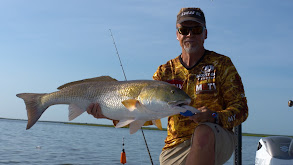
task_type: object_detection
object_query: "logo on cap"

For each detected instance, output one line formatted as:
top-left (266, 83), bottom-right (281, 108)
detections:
top-left (181, 11), bottom-right (201, 17)
top-left (176, 8), bottom-right (206, 26)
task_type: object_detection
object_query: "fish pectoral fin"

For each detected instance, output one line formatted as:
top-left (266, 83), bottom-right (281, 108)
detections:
top-left (122, 99), bottom-right (141, 111)
top-left (129, 120), bottom-right (146, 134)
top-left (152, 119), bottom-right (163, 130)
top-left (115, 119), bottom-right (135, 128)
top-left (68, 104), bottom-right (85, 121)
top-left (57, 76), bottom-right (117, 90)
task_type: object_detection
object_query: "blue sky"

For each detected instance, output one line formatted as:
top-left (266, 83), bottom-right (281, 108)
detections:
top-left (1, 0), bottom-right (292, 136)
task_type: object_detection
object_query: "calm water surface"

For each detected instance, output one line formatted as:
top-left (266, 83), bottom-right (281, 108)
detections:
top-left (0, 119), bottom-right (259, 165)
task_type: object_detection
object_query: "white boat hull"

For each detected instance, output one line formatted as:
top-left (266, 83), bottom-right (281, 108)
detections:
top-left (255, 136), bottom-right (293, 165)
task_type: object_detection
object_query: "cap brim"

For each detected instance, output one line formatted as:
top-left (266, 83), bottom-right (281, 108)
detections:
top-left (177, 17), bottom-right (205, 25)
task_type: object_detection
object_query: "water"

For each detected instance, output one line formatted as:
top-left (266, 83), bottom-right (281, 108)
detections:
top-left (0, 119), bottom-right (259, 165)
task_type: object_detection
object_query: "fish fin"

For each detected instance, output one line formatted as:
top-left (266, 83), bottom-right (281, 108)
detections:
top-left (122, 99), bottom-right (140, 111)
top-left (115, 119), bottom-right (135, 128)
top-left (16, 93), bottom-right (47, 130)
top-left (68, 104), bottom-right (85, 121)
top-left (143, 121), bottom-right (153, 126)
top-left (57, 76), bottom-right (117, 90)
top-left (152, 119), bottom-right (163, 130)
top-left (129, 120), bottom-right (145, 134)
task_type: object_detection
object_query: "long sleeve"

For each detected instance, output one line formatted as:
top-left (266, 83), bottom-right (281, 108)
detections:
top-left (217, 57), bottom-right (248, 129)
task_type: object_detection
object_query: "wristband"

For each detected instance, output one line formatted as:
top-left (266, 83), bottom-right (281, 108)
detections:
top-left (212, 112), bottom-right (219, 124)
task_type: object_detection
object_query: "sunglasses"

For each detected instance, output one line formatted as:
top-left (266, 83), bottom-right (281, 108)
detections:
top-left (177, 26), bottom-right (205, 35)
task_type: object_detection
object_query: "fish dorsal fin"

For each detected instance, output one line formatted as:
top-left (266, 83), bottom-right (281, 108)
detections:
top-left (57, 76), bottom-right (117, 90)
top-left (152, 119), bottom-right (163, 130)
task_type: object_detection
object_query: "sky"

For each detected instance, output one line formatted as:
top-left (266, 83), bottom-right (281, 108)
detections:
top-left (0, 0), bottom-right (292, 136)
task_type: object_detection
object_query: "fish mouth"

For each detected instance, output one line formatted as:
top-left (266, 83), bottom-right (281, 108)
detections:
top-left (168, 100), bottom-right (190, 107)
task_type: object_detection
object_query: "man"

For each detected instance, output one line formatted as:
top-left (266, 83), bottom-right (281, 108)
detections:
top-left (87, 7), bottom-right (248, 165)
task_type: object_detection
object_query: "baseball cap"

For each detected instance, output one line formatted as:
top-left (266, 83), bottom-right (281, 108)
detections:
top-left (176, 8), bottom-right (206, 26)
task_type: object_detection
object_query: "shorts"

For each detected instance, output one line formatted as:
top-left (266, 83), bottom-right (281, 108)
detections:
top-left (159, 122), bottom-right (236, 165)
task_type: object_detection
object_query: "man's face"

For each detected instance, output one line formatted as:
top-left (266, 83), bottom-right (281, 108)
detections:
top-left (176, 21), bottom-right (207, 54)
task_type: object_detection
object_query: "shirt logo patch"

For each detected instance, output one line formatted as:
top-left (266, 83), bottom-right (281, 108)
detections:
top-left (166, 79), bottom-right (184, 89)
top-left (196, 65), bottom-right (216, 94)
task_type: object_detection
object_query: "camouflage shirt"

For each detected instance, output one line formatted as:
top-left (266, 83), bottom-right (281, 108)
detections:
top-left (153, 50), bottom-right (248, 150)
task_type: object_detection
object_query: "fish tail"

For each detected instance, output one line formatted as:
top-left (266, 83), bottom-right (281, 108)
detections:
top-left (16, 93), bottom-right (47, 130)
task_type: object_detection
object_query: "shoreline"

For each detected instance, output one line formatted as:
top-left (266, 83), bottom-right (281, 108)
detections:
top-left (1, 117), bottom-right (292, 138)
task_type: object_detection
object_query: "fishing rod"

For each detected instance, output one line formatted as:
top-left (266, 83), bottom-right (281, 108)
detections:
top-left (109, 29), bottom-right (127, 81)
top-left (109, 29), bottom-right (154, 165)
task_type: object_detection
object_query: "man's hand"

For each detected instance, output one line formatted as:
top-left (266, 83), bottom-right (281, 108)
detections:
top-left (86, 103), bottom-right (107, 119)
top-left (188, 106), bottom-right (216, 123)
top-left (87, 103), bottom-right (119, 125)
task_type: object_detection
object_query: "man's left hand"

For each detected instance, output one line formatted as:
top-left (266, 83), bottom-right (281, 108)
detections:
top-left (188, 106), bottom-right (216, 123)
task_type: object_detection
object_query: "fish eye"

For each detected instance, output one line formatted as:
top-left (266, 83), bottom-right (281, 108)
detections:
top-left (171, 90), bottom-right (175, 94)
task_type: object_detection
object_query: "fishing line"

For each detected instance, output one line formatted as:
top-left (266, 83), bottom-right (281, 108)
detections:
top-left (109, 29), bottom-right (127, 81)
top-left (109, 29), bottom-right (154, 165)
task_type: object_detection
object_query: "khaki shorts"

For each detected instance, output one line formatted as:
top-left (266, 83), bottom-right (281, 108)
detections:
top-left (159, 122), bottom-right (236, 165)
